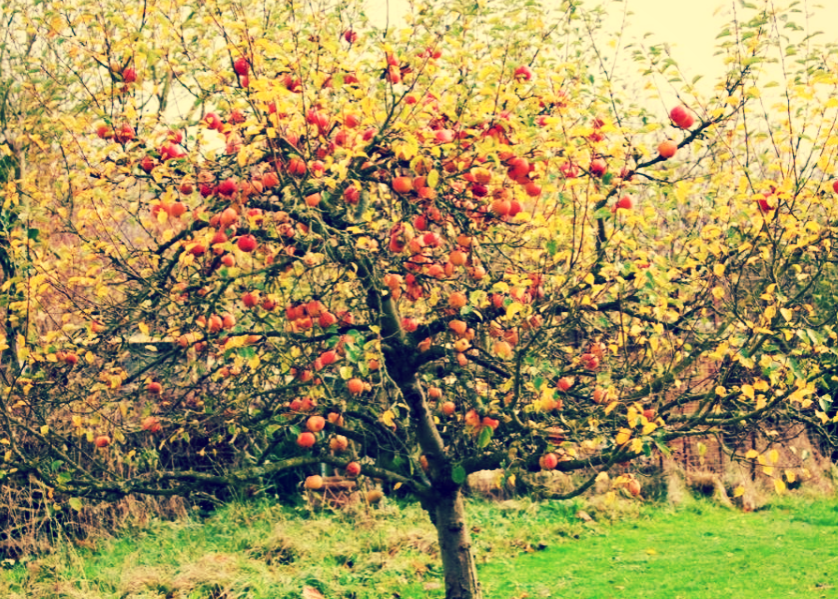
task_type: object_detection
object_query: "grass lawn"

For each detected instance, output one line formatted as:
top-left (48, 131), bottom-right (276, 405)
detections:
top-left (474, 499), bottom-right (838, 599)
top-left (1, 494), bottom-right (837, 598)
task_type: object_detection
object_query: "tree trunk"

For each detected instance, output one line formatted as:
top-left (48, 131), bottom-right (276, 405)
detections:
top-left (431, 488), bottom-right (482, 599)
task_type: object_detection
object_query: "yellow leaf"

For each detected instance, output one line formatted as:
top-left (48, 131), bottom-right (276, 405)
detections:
top-left (505, 302), bottom-right (523, 319)
top-left (642, 422), bottom-right (657, 435)
top-left (773, 478), bottom-right (786, 494)
top-left (745, 449), bottom-right (759, 459)
top-left (741, 384), bottom-right (754, 399)
top-left (248, 355), bottom-right (261, 370)
top-left (780, 308), bottom-right (792, 322)
top-left (713, 263), bottom-right (725, 276)
top-left (753, 380), bottom-right (769, 392)
top-left (381, 409), bottom-right (395, 427)
top-left (615, 428), bottom-right (631, 445)
top-left (506, 474), bottom-right (516, 489)
top-left (715, 386), bottom-right (727, 396)
top-left (583, 273), bottom-right (595, 286)
top-left (733, 485), bottom-right (745, 498)
top-left (393, 482), bottom-right (403, 490)
top-left (768, 449), bottom-right (779, 463)
top-left (711, 286), bottom-right (725, 299)
top-left (40, 425), bottom-right (49, 435)
top-left (631, 438), bottom-right (643, 454)
top-left (426, 169), bottom-right (439, 188)
top-left (785, 470), bottom-right (796, 483)
top-left (762, 466), bottom-right (774, 475)
top-left (138, 322), bottom-right (149, 335)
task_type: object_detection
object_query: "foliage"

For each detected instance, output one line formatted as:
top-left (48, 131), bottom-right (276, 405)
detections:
top-left (1, 0), bottom-right (838, 596)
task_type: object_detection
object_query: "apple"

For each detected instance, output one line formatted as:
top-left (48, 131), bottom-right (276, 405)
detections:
top-left (493, 340), bottom-right (513, 359)
top-left (346, 461), bottom-right (361, 477)
top-left (233, 56), bottom-right (249, 76)
top-left (63, 353), bottom-right (79, 365)
top-left (670, 105), bottom-right (694, 129)
top-left (449, 320), bottom-right (468, 336)
top-left (580, 353), bottom-right (600, 370)
top-left (237, 235), bottom-right (257, 252)
top-left (95, 122), bottom-right (111, 139)
top-left (441, 401), bottom-right (456, 416)
top-left (557, 376), bottom-right (574, 392)
top-left (114, 123), bottom-right (135, 144)
top-left (592, 387), bottom-right (609, 404)
top-left (330, 435), bottom-right (349, 452)
top-left (204, 112), bottom-right (222, 130)
top-left (242, 292), bottom-right (258, 308)
top-left (627, 478), bottom-right (641, 497)
top-left (590, 158), bottom-right (607, 178)
top-left (297, 432), bottom-right (316, 447)
top-left (540, 453), bottom-right (559, 470)
top-left (122, 67), bottom-right (137, 83)
top-left (344, 187), bottom-right (360, 204)
top-left (524, 182), bottom-right (541, 198)
top-left (140, 156), bottom-right (155, 173)
top-left (833, 180), bottom-right (838, 194)
top-left (514, 65), bottom-right (533, 81)
top-left (95, 435), bottom-right (111, 448)
top-left (141, 416), bottom-right (162, 433)
top-left (147, 381), bottom-right (162, 395)
top-left (615, 195), bottom-right (633, 211)
top-left (318, 311), bottom-right (337, 328)
top-left (658, 139), bottom-right (678, 159)
top-left (491, 199), bottom-right (511, 217)
top-left (307, 415), bottom-right (326, 432)
top-left (482, 416), bottom-right (499, 430)
top-left (449, 292), bottom-right (467, 309)
top-left (392, 177), bottom-right (413, 194)
top-left (347, 378), bottom-right (365, 395)
top-left (304, 475), bottom-right (323, 490)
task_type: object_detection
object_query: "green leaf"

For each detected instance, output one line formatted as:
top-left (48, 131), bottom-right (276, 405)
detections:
top-left (477, 425), bottom-right (493, 448)
top-left (452, 465), bottom-right (467, 484)
top-left (69, 497), bottom-right (83, 512)
top-left (27, 228), bottom-right (40, 241)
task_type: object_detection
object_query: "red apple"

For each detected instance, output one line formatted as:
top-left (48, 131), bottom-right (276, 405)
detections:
top-left (237, 235), bottom-right (257, 252)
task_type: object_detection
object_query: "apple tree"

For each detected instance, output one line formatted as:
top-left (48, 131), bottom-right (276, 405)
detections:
top-left (2, 0), bottom-right (838, 597)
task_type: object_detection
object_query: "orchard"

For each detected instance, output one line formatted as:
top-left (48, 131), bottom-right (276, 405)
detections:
top-left (1, 0), bottom-right (838, 597)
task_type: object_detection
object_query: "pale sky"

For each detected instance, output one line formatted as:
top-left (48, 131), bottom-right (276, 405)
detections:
top-left (364, 0), bottom-right (838, 98)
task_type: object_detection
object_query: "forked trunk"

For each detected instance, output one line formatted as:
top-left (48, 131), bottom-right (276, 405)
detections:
top-left (431, 488), bottom-right (482, 599)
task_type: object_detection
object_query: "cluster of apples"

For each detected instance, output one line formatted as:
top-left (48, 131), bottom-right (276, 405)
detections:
top-left (657, 105), bottom-right (695, 160)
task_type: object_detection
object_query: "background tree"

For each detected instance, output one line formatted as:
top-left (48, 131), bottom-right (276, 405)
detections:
top-left (1, 0), bottom-right (838, 597)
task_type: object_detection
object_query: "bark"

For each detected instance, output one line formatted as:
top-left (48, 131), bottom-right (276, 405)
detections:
top-left (430, 488), bottom-right (482, 599)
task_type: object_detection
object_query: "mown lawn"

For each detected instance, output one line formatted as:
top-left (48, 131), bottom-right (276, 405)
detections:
top-left (1, 494), bottom-right (836, 598)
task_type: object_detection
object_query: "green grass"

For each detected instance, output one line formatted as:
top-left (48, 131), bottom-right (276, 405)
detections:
top-left (475, 498), bottom-right (838, 599)
top-left (1, 495), bottom-right (837, 598)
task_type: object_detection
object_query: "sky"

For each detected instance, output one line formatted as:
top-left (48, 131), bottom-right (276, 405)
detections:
top-left (364, 0), bottom-right (838, 97)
